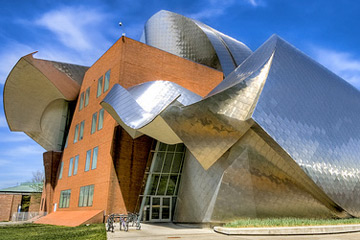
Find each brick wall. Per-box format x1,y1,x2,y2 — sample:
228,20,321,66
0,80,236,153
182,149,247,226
48,36,223,223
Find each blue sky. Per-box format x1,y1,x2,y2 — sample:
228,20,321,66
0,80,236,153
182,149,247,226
1,0,360,189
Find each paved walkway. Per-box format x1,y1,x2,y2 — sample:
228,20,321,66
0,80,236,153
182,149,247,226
106,223,360,240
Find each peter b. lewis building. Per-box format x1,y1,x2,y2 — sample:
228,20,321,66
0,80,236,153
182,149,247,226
4,10,360,226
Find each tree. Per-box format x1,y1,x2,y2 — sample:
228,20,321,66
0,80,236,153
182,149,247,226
30,170,45,192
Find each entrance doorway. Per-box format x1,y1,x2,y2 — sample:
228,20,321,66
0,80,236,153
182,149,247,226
150,196,172,222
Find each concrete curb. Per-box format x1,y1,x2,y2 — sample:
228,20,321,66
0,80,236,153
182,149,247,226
214,224,360,235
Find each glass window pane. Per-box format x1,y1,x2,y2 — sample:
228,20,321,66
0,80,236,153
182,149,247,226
79,92,84,110
97,76,103,97
153,152,164,172
85,87,90,107
85,150,91,172
79,187,84,207
91,147,98,170
66,191,70,207
158,143,167,151
166,175,178,195
68,158,73,177
79,121,85,140
73,155,79,175
175,144,185,152
91,112,97,134
149,174,160,195
167,144,176,152
59,161,63,179
157,175,169,195
88,185,94,206
83,186,89,206
64,134,68,149
163,153,173,173
171,153,183,173
104,70,110,92
73,124,79,143
98,109,104,130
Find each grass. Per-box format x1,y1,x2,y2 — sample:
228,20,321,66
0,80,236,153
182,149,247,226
0,223,106,240
224,218,360,228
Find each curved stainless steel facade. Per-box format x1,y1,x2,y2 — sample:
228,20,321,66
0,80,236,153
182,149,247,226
142,10,252,76
103,11,360,221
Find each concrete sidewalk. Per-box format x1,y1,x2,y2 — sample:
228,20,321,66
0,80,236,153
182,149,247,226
215,224,360,235
106,222,360,240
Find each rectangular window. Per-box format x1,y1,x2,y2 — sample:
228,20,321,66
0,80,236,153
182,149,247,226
97,76,103,97
103,70,110,92
73,155,79,175
79,185,94,207
59,161,64,179
85,150,91,172
68,157,73,177
98,109,104,130
91,147,98,170
85,87,90,107
79,92,84,111
73,124,79,143
64,134,68,149
59,190,71,208
91,112,97,134
79,120,85,141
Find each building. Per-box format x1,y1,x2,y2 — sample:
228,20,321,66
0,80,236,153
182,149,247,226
0,182,42,222
4,10,360,226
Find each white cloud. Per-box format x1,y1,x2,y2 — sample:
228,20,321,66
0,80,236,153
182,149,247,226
0,132,30,142
0,159,10,167
312,47,360,88
189,0,263,21
4,144,44,157
0,42,35,84
0,116,7,127
35,6,108,51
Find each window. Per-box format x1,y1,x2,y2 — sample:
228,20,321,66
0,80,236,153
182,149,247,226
79,185,94,207
79,92,84,111
68,157,73,177
73,155,79,175
104,70,111,93
59,161,64,179
79,120,85,141
91,112,97,134
97,76,103,97
64,134,68,149
85,150,91,172
85,87,90,107
98,109,104,130
59,190,71,208
73,124,79,143
91,147,98,170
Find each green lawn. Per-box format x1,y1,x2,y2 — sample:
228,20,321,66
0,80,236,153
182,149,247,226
0,223,106,240
225,218,360,228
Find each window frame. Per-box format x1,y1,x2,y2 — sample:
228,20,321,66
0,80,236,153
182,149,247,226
73,155,79,175
73,124,79,143
91,112,98,134
97,76,103,98
103,70,111,93
85,87,90,107
68,157,74,177
59,189,71,208
85,150,91,172
91,147,98,170
79,92,84,111
98,108,104,130
79,120,85,141
78,185,94,207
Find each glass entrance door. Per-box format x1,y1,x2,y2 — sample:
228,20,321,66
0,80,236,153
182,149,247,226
150,196,171,222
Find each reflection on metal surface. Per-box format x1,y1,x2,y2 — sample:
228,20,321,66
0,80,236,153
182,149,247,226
101,81,201,144
104,30,360,219
142,10,252,76
4,53,88,151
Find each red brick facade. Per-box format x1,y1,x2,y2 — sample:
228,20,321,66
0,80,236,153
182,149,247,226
37,37,222,226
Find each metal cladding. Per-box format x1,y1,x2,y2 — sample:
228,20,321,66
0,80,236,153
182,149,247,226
100,81,202,144
104,12,360,220
4,53,88,151
141,10,252,76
